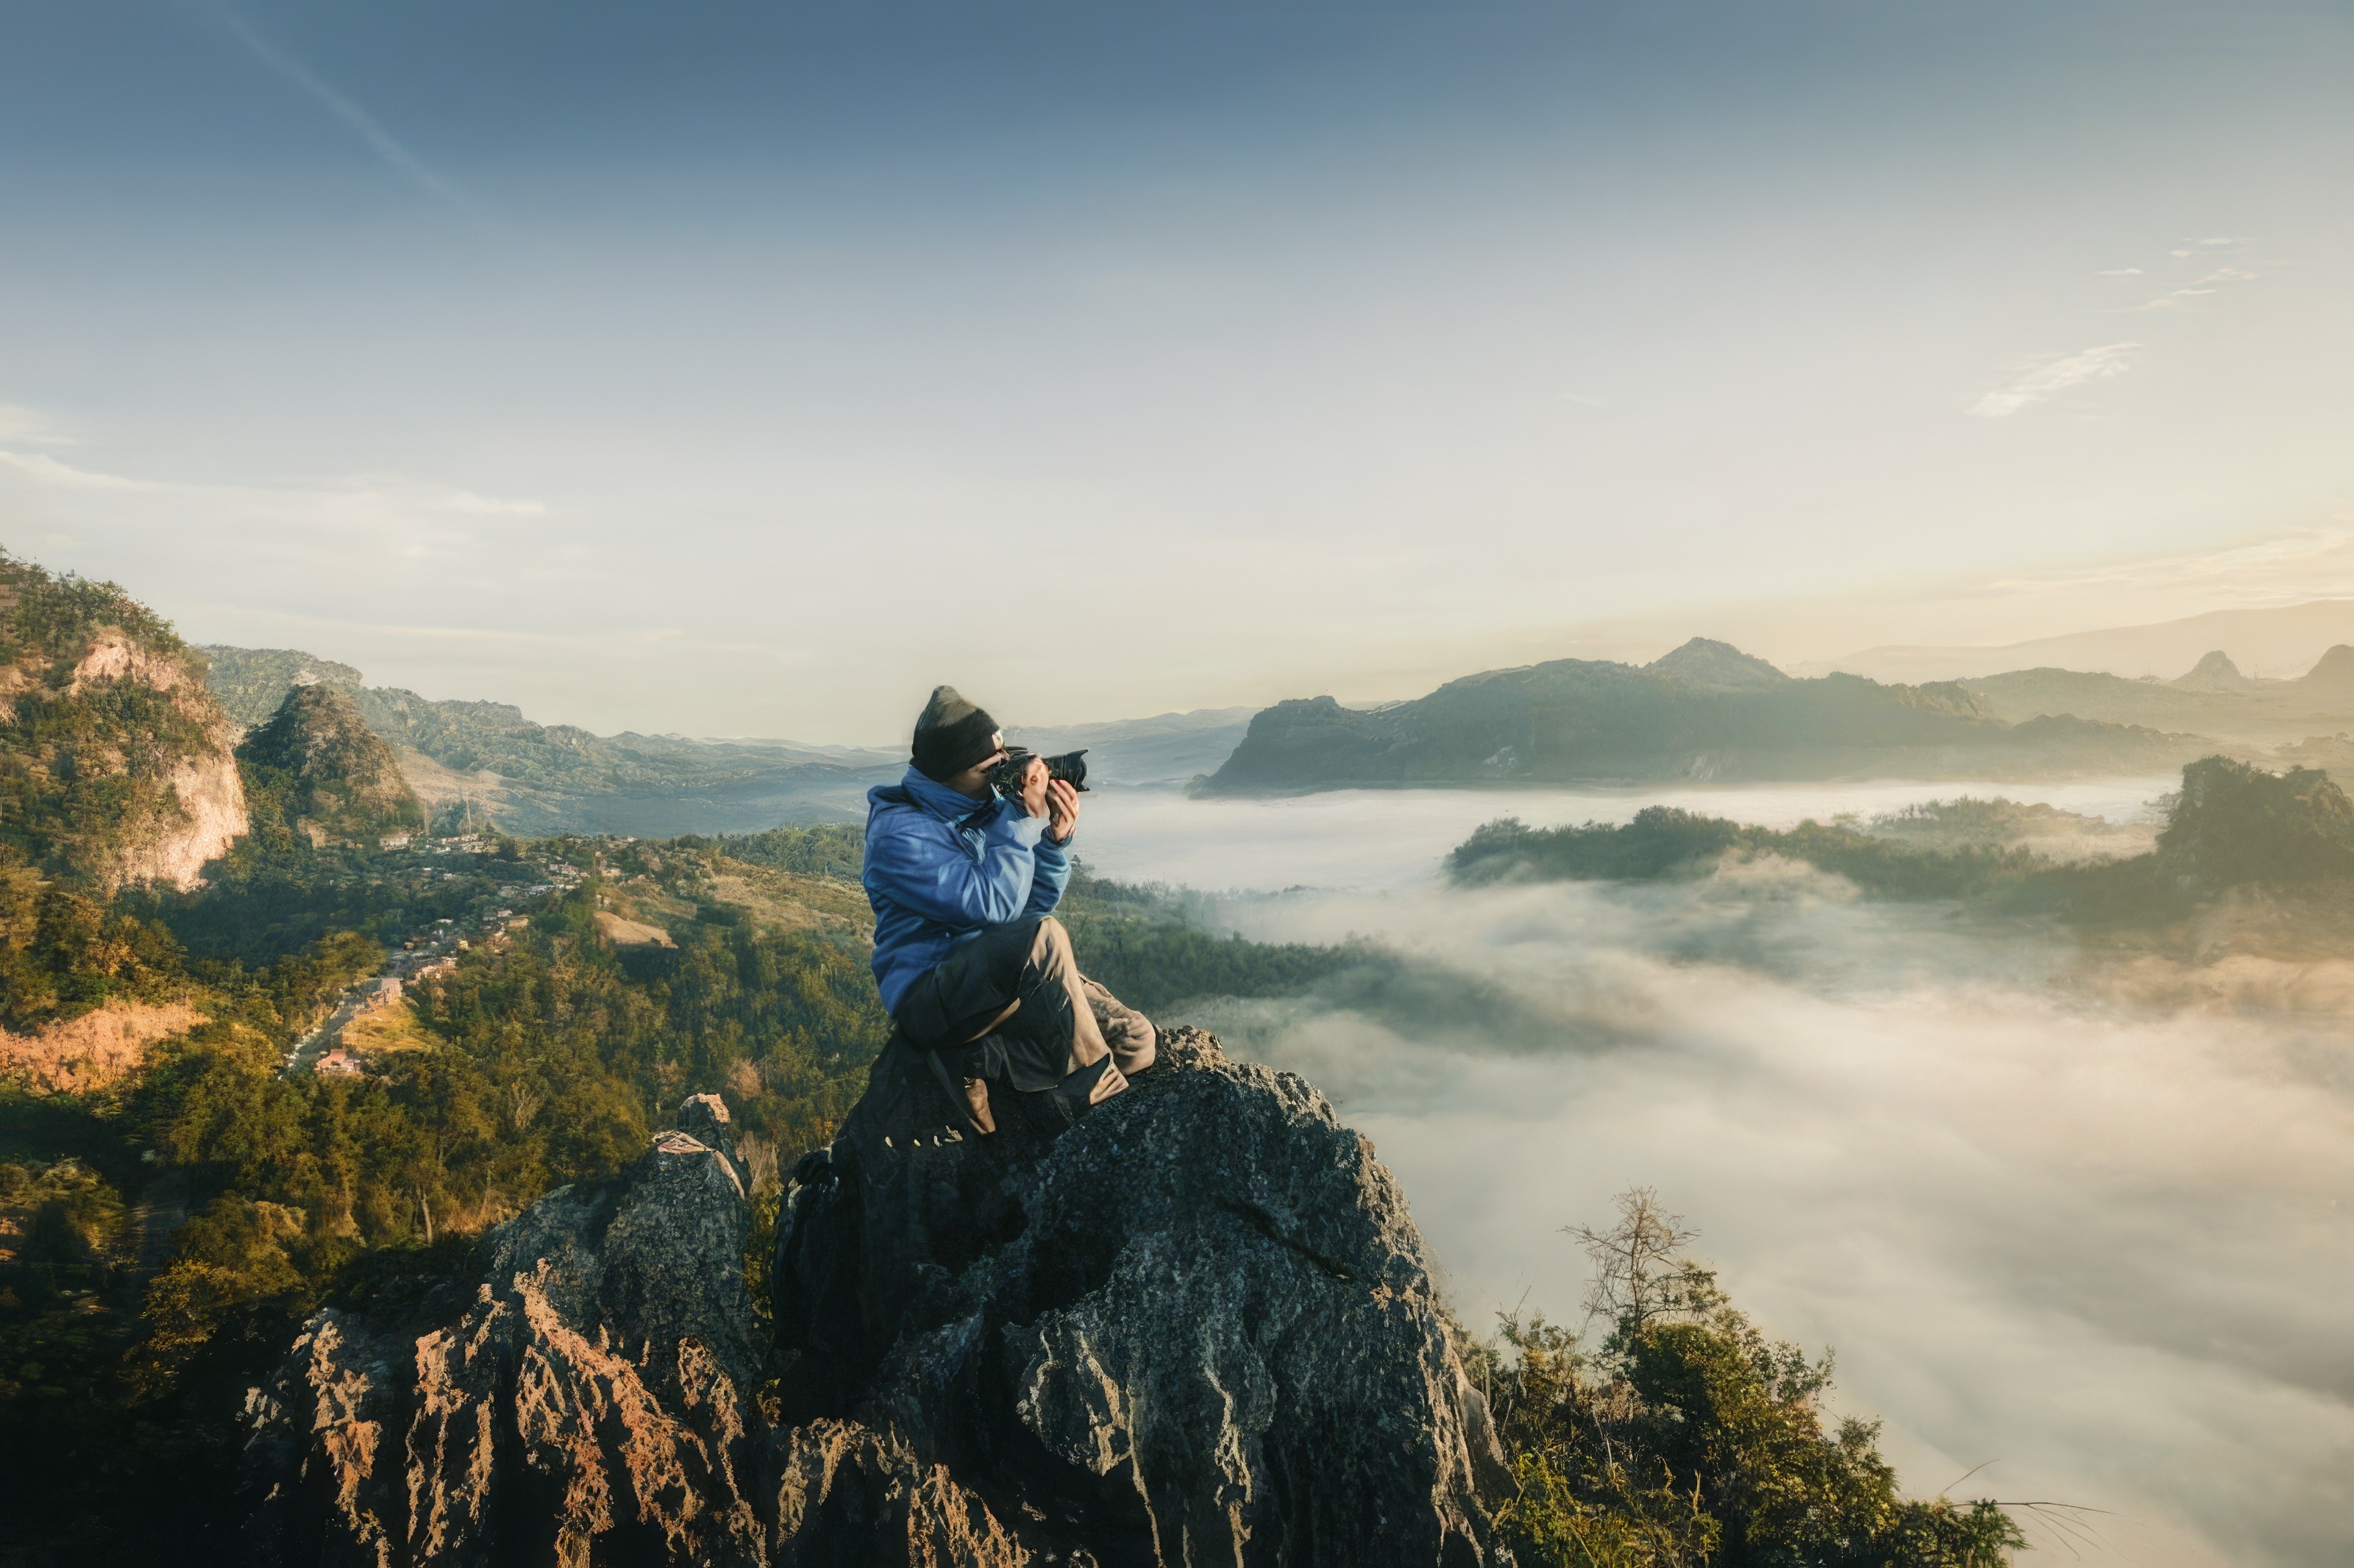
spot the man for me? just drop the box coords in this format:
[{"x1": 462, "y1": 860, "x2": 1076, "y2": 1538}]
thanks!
[
  {"x1": 769, "y1": 686, "x2": 1160, "y2": 1399},
  {"x1": 861, "y1": 684, "x2": 1156, "y2": 1138}
]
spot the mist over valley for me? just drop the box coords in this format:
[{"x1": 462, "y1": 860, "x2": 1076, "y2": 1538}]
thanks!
[{"x1": 1084, "y1": 779, "x2": 2354, "y2": 1566}]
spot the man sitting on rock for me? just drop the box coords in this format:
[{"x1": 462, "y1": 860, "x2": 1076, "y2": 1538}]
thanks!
[
  {"x1": 860, "y1": 684, "x2": 1157, "y2": 1140},
  {"x1": 771, "y1": 686, "x2": 1161, "y2": 1395}
]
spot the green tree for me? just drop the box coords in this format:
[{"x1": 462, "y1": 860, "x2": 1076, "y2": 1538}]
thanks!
[{"x1": 1484, "y1": 1190, "x2": 2025, "y2": 1568}]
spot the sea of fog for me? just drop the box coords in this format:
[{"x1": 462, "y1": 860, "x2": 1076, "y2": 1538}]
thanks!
[{"x1": 1077, "y1": 778, "x2": 2353, "y2": 1568}]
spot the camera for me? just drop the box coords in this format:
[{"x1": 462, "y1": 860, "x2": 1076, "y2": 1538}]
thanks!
[{"x1": 986, "y1": 746, "x2": 1089, "y2": 799}]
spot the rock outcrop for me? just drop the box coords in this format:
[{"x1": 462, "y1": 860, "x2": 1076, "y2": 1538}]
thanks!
[
  {"x1": 238, "y1": 681, "x2": 426, "y2": 848},
  {"x1": 2170, "y1": 649, "x2": 2263, "y2": 694},
  {"x1": 240, "y1": 1036, "x2": 1505, "y2": 1566},
  {"x1": 0, "y1": 553, "x2": 248, "y2": 890}
]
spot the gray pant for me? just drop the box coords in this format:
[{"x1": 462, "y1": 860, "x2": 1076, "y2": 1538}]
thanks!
[{"x1": 890, "y1": 915, "x2": 1156, "y2": 1135}]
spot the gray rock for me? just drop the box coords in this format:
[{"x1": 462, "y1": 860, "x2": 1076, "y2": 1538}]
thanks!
[
  {"x1": 241, "y1": 1094, "x2": 765, "y2": 1566},
  {"x1": 802, "y1": 1028, "x2": 1501, "y2": 1566},
  {"x1": 241, "y1": 1041, "x2": 1504, "y2": 1566}
]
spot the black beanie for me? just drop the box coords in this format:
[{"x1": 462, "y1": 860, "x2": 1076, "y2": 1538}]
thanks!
[{"x1": 911, "y1": 685, "x2": 1002, "y2": 782}]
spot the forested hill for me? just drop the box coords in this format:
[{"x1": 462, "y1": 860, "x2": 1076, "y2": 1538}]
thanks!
[
  {"x1": 1201, "y1": 637, "x2": 2209, "y2": 795},
  {"x1": 1446, "y1": 755, "x2": 2354, "y2": 929},
  {"x1": 236, "y1": 683, "x2": 424, "y2": 850}
]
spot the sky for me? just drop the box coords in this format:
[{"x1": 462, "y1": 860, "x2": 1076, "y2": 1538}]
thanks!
[{"x1": 3, "y1": 0, "x2": 2353, "y2": 741}]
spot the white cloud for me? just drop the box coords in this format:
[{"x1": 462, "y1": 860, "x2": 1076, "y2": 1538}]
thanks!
[
  {"x1": 1967, "y1": 343, "x2": 2141, "y2": 418},
  {"x1": 0, "y1": 405, "x2": 74, "y2": 445},
  {"x1": 429, "y1": 488, "x2": 546, "y2": 517},
  {"x1": 0, "y1": 451, "x2": 166, "y2": 491},
  {"x1": 2097, "y1": 267, "x2": 2144, "y2": 276},
  {"x1": 0, "y1": 448, "x2": 543, "y2": 521},
  {"x1": 1985, "y1": 527, "x2": 2354, "y2": 610}
]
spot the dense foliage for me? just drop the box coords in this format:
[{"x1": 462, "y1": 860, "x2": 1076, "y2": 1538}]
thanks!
[
  {"x1": 710, "y1": 822, "x2": 867, "y2": 880},
  {"x1": 1448, "y1": 808, "x2": 2052, "y2": 902},
  {"x1": 2155, "y1": 755, "x2": 2354, "y2": 885},
  {"x1": 1477, "y1": 1191, "x2": 2024, "y2": 1567},
  {"x1": 0, "y1": 841, "x2": 191, "y2": 1030}
]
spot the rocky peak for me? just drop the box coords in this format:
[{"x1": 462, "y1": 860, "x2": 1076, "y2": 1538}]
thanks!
[
  {"x1": 1645, "y1": 636, "x2": 1791, "y2": 691},
  {"x1": 2171, "y1": 649, "x2": 2257, "y2": 691},
  {"x1": 240, "y1": 1036, "x2": 1504, "y2": 1565},
  {"x1": 2295, "y1": 643, "x2": 2354, "y2": 694},
  {"x1": 238, "y1": 682, "x2": 424, "y2": 848}
]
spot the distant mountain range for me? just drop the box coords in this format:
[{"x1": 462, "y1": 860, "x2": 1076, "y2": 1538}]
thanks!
[
  {"x1": 1809, "y1": 598, "x2": 2354, "y2": 684},
  {"x1": 1199, "y1": 638, "x2": 2216, "y2": 795},
  {"x1": 198, "y1": 646, "x2": 1254, "y2": 835},
  {"x1": 1963, "y1": 646, "x2": 2354, "y2": 745}
]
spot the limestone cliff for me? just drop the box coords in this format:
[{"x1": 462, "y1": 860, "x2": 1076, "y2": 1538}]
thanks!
[
  {"x1": 0, "y1": 551, "x2": 247, "y2": 891},
  {"x1": 240, "y1": 1034, "x2": 1505, "y2": 1565},
  {"x1": 238, "y1": 682, "x2": 425, "y2": 848}
]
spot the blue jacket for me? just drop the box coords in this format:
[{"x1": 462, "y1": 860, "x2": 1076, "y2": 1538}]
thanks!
[{"x1": 862, "y1": 766, "x2": 1071, "y2": 1015}]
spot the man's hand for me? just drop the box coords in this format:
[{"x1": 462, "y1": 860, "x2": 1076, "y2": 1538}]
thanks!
[
  {"x1": 1019, "y1": 755, "x2": 1050, "y2": 821},
  {"x1": 1045, "y1": 778, "x2": 1081, "y2": 844}
]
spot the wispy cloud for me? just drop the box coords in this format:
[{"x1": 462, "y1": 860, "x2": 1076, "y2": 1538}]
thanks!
[
  {"x1": 2097, "y1": 267, "x2": 2143, "y2": 277},
  {"x1": 1967, "y1": 343, "x2": 2139, "y2": 418},
  {"x1": 2124, "y1": 262, "x2": 2259, "y2": 312},
  {"x1": 1985, "y1": 527, "x2": 2354, "y2": 609},
  {"x1": 0, "y1": 452, "x2": 166, "y2": 491},
  {"x1": 0, "y1": 406, "x2": 74, "y2": 445},
  {"x1": 429, "y1": 488, "x2": 546, "y2": 517},
  {"x1": 211, "y1": 5, "x2": 468, "y2": 211},
  {"x1": 0, "y1": 447, "x2": 543, "y2": 524}
]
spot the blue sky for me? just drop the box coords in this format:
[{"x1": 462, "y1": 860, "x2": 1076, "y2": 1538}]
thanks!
[{"x1": 3, "y1": 1, "x2": 2351, "y2": 738}]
